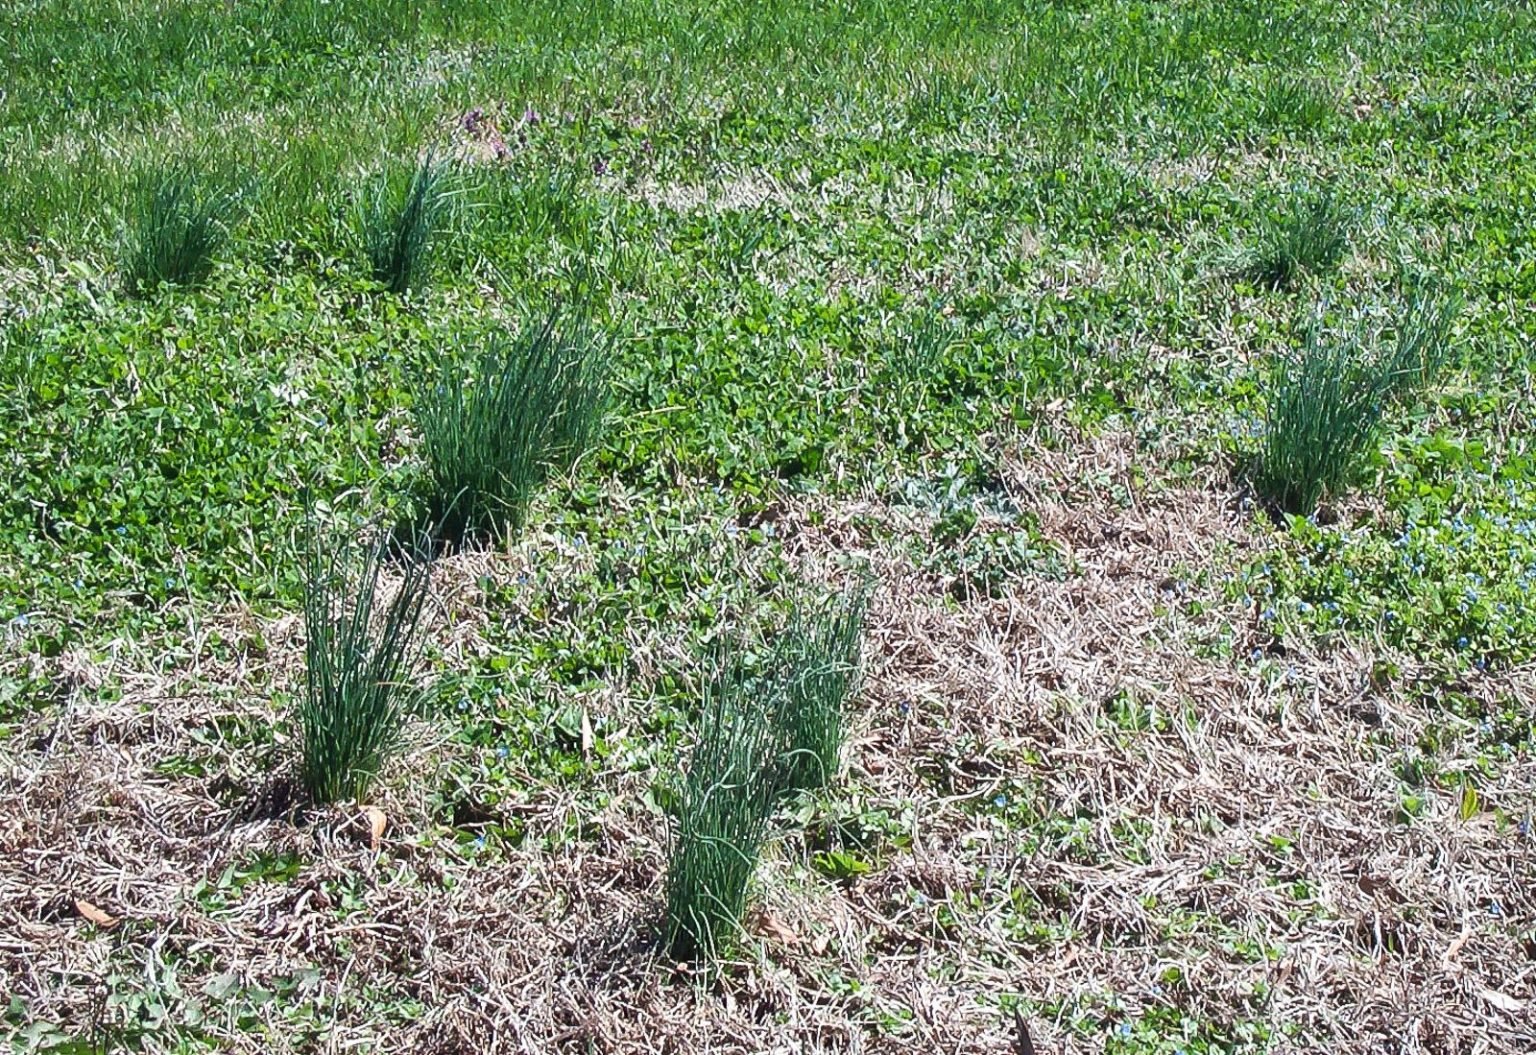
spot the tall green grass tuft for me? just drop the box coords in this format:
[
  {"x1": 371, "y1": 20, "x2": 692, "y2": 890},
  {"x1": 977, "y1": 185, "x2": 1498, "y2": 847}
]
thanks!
[
  {"x1": 767, "y1": 587, "x2": 869, "y2": 797},
  {"x1": 119, "y1": 167, "x2": 237, "y2": 296},
  {"x1": 298, "y1": 520, "x2": 433, "y2": 806},
  {"x1": 1380, "y1": 281, "x2": 1461, "y2": 398},
  {"x1": 1255, "y1": 326, "x2": 1385, "y2": 516},
  {"x1": 1254, "y1": 288, "x2": 1458, "y2": 515},
  {"x1": 360, "y1": 153, "x2": 452, "y2": 294},
  {"x1": 1247, "y1": 189, "x2": 1350, "y2": 290},
  {"x1": 1256, "y1": 75, "x2": 1334, "y2": 135},
  {"x1": 413, "y1": 313, "x2": 609, "y2": 543},
  {"x1": 662, "y1": 667, "x2": 778, "y2": 962}
]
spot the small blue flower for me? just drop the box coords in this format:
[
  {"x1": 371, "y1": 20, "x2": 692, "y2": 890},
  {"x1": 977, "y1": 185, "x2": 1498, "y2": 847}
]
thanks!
[
  {"x1": 1457, "y1": 636, "x2": 1469, "y2": 650},
  {"x1": 1118, "y1": 1023, "x2": 1133, "y2": 1037},
  {"x1": 10, "y1": 614, "x2": 28, "y2": 628},
  {"x1": 458, "y1": 698, "x2": 470, "y2": 713},
  {"x1": 496, "y1": 744, "x2": 510, "y2": 759},
  {"x1": 993, "y1": 794, "x2": 1007, "y2": 808},
  {"x1": 474, "y1": 834, "x2": 487, "y2": 850},
  {"x1": 115, "y1": 526, "x2": 127, "y2": 536},
  {"x1": 72, "y1": 579, "x2": 83, "y2": 590},
  {"x1": 1488, "y1": 901, "x2": 1503, "y2": 917},
  {"x1": 1519, "y1": 818, "x2": 1530, "y2": 837},
  {"x1": 898, "y1": 701, "x2": 911, "y2": 715}
]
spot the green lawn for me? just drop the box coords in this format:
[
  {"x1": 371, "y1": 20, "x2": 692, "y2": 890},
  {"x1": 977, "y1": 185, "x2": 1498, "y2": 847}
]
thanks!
[{"x1": 2, "y1": 2, "x2": 1534, "y2": 1052}]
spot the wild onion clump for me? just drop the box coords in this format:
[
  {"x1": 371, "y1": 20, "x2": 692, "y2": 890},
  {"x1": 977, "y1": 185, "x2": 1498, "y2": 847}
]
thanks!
[
  {"x1": 119, "y1": 167, "x2": 236, "y2": 296},
  {"x1": 1256, "y1": 75, "x2": 1334, "y2": 135},
  {"x1": 297, "y1": 522, "x2": 433, "y2": 805},
  {"x1": 1255, "y1": 289, "x2": 1458, "y2": 515},
  {"x1": 883, "y1": 309, "x2": 952, "y2": 416},
  {"x1": 360, "y1": 154, "x2": 452, "y2": 294},
  {"x1": 1379, "y1": 281, "x2": 1461, "y2": 399},
  {"x1": 767, "y1": 587, "x2": 869, "y2": 797},
  {"x1": 662, "y1": 670, "x2": 778, "y2": 962},
  {"x1": 413, "y1": 313, "x2": 609, "y2": 543},
  {"x1": 1255, "y1": 327, "x2": 1385, "y2": 515},
  {"x1": 1248, "y1": 188, "x2": 1351, "y2": 290}
]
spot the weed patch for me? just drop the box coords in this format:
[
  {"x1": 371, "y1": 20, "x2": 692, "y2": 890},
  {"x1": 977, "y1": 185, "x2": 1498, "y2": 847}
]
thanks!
[{"x1": 119, "y1": 166, "x2": 237, "y2": 296}]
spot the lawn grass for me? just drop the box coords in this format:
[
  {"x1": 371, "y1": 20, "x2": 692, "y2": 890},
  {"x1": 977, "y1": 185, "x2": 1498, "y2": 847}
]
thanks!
[{"x1": 2, "y1": 1, "x2": 1535, "y2": 1053}]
